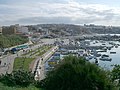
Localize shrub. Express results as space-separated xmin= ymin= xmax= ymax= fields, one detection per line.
xmin=0 ymin=70 xmax=34 ymax=87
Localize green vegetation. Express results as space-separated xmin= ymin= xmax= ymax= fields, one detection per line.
xmin=2 ymin=56 xmax=120 ymax=90
xmin=13 ymin=45 xmax=52 ymax=71
xmin=14 ymin=45 xmax=52 ymax=71
xmin=0 ymin=70 xmax=43 ymax=90
xmin=111 ymin=65 xmax=120 ymax=89
xmin=39 ymin=56 xmax=114 ymax=90
xmin=22 ymin=45 xmax=52 ymax=57
xmin=0 ymin=70 xmax=34 ymax=87
xmin=13 ymin=57 xmax=35 ymax=71
xmin=0 ymin=35 xmax=28 ymax=48
xmin=37 ymin=46 xmax=52 ymax=56
xmin=0 ymin=82 xmax=40 ymax=90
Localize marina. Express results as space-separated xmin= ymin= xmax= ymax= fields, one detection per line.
xmin=45 ymin=35 xmax=120 ymax=71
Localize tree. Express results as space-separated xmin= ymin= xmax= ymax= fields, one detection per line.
xmin=0 ymin=70 xmax=34 ymax=87
xmin=39 ymin=56 xmax=114 ymax=90
xmin=0 ymin=35 xmax=28 ymax=48
xmin=111 ymin=65 xmax=120 ymax=87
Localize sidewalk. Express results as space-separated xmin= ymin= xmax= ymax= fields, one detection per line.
xmin=32 ymin=46 xmax=58 ymax=80
xmin=0 ymin=42 xmax=45 ymax=74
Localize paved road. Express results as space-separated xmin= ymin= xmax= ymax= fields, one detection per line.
xmin=0 ymin=37 xmax=68 ymax=74
xmin=0 ymin=50 xmax=24 ymax=74
xmin=0 ymin=35 xmax=92 ymax=74
xmin=0 ymin=41 xmax=54 ymax=74
xmin=33 ymin=46 xmax=59 ymax=80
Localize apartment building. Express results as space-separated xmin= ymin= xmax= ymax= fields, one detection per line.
xmin=2 ymin=25 xmax=16 ymax=35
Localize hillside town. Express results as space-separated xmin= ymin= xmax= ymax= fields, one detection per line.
xmin=1 ymin=0 xmax=120 ymax=89
xmin=1 ymin=23 xmax=120 ymax=76
xmin=1 ymin=23 xmax=120 ymax=89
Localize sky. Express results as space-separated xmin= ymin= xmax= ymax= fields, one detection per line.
xmin=0 ymin=0 xmax=120 ymax=26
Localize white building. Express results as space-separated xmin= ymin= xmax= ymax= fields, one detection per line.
xmin=16 ymin=25 xmax=29 ymax=34
xmin=18 ymin=26 xmax=29 ymax=34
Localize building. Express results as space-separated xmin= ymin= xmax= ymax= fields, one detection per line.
xmin=2 ymin=24 xmax=29 ymax=35
xmin=0 ymin=27 xmax=2 ymax=34
xmin=2 ymin=25 xmax=16 ymax=35
xmin=16 ymin=26 xmax=29 ymax=34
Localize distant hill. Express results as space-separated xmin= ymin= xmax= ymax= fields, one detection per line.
xmin=84 ymin=24 xmax=120 ymax=34
xmin=27 ymin=24 xmax=120 ymax=36
xmin=27 ymin=24 xmax=92 ymax=37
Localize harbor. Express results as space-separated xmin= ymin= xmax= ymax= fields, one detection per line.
xmin=44 ymin=34 xmax=120 ymax=72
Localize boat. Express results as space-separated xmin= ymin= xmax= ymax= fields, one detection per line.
xmin=99 ymin=57 xmax=112 ymax=61
xmin=100 ymin=54 xmax=112 ymax=61
xmin=102 ymin=47 xmax=107 ymax=51
xmin=95 ymin=41 xmax=99 ymax=43
xmin=94 ymin=53 xmax=101 ymax=57
xmin=101 ymin=54 xmax=109 ymax=58
xmin=102 ymin=43 xmax=106 ymax=45
xmin=107 ymin=47 xmax=111 ymax=50
xmin=115 ymin=45 xmax=118 ymax=48
xmin=95 ymin=59 xmax=99 ymax=65
xmin=110 ymin=51 xmax=116 ymax=54
xmin=87 ymin=55 xmax=94 ymax=60
xmin=97 ymin=49 xmax=107 ymax=52
xmin=117 ymin=44 xmax=120 ymax=46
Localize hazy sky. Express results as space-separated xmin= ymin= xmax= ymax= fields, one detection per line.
xmin=0 ymin=0 xmax=120 ymax=26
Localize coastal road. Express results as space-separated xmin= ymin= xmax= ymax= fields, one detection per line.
xmin=33 ymin=45 xmax=59 ymax=80
xmin=0 ymin=41 xmax=55 ymax=74
xmin=0 ymin=35 xmax=91 ymax=74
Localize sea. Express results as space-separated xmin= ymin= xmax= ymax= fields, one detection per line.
xmin=45 ymin=34 xmax=120 ymax=71
xmin=89 ymin=34 xmax=120 ymax=70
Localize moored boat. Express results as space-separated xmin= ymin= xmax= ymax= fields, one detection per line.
xmin=115 ymin=45 xmax=118 ymax=48
xmin=99 ymin=57 xmax=112 ymax=61
xmin=101 ymin=54 xmax=109 ymax=58
xmin=110 ymin=51 xmax=116 ymax=54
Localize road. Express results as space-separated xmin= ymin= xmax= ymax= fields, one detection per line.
xmin=0 ymin=34 xmax=95 ymax=75
xmin=0 ymin=40 xmax=55 ymax=74
xmin=33 ymin=46 xmax=59 ymax=80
